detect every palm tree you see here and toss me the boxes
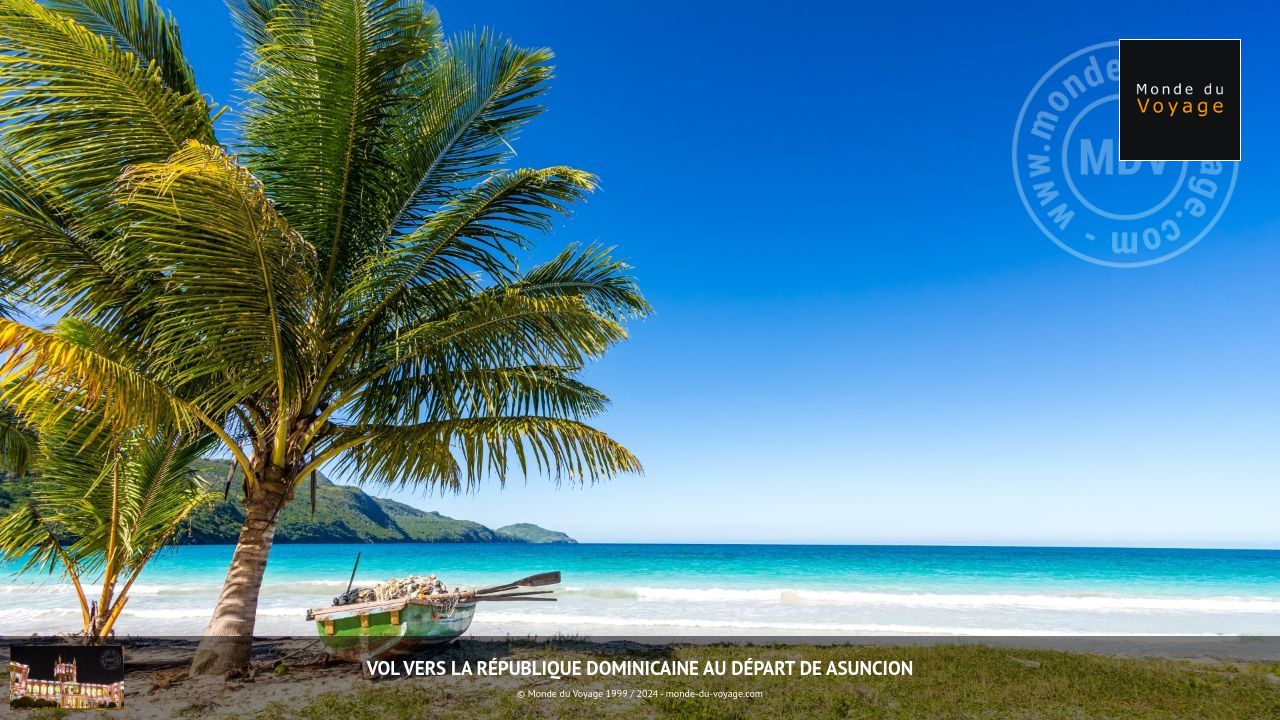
[0,405,216,642]
[0,0,647,674]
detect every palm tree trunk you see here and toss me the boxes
[189,470,292,675]
[96,459,121,640]
[98,561,147,640]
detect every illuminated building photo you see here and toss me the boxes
[9,648,124,710]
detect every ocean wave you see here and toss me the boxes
[0,607,79,620]
[0,583,85,595]
[125,605,306,620]
[560,586,642,599]
[120,583,1280,615]
[1,579,354,598]
[587,587,1280,613]
[123,608,214,619]
[473,611,1210,636]
[7,579,1278,615]
[0,582,218,596]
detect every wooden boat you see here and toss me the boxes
[306,594,478,662]
[305,571,560,661]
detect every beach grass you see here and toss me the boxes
[255,642,1280,720]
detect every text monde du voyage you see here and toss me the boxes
[1134,82,1228,118]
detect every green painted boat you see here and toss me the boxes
[306,571,561,661]
[306,595,477,662]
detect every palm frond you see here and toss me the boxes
[115,141,317,407]
[342,291,626,425]
[0,0,213,206]
[0,317,191,435]
[41,0,203,97]
[0,149,130,317]
[349,363,612,438]
[6,415,215,584]
[51,429,215,568]
[380,29,555,236]
[336,415,641,493]
[0,266,33,475]
[338,166,599,342]
[512,244,653,321]
[236,0,441,299]
[0,400,35,475]
[0,502,65,576]
[225,0,286,49]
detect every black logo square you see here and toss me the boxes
[1119,39,1240,161]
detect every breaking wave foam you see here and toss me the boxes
[473,611,1211,636]
[562,587,1280,614]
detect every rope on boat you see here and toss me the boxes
[433,593,459,618]
[333,574,451,606]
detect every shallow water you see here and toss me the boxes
[2,544,1277,636]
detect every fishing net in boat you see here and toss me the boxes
[332,574,449,606]
[433,593,460,618]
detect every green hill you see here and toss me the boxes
[496,523,577,544]
[0,463,575,545]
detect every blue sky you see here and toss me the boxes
[165,1,1278,547]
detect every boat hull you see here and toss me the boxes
[312,598,476,662]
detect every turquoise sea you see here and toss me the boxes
[2,544,1278,636]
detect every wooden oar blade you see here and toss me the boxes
[518,571,561,587]
[475,571,561,595]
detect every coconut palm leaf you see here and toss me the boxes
[347,166,600,303]
[0,273,34,474]
[341,293,623,424]
[114,142,318,405]
[0,400,36,476]
[385,29,556,231]
[332,416,641,493]
[39,424,215,574]
[0,0,213,207]
[0,501,66,575]
[355,365,611,429]
[235,0,442,299]
[40,0,202,97]
[0,317,192,436]
[0,147,146,323]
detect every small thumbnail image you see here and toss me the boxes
[9,644,124,710]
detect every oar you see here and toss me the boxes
[473,590,554,599]
[346,552,362,594]
[474,595,557,602]
[474,571,561,596]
